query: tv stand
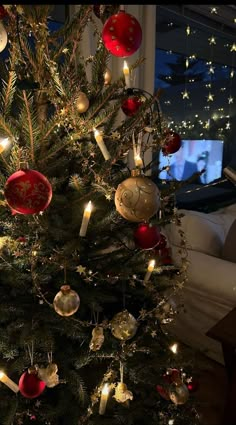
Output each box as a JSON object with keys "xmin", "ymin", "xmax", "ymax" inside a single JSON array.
[{"xmin": 175, "ymin": 179, "xmax": 236, "ymax": 212}]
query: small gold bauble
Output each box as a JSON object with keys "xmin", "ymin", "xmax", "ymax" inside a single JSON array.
[
  {"xmin": 76, "ymin": 91, "xmax": 89, "ymax": 113},
  {"xmin": 111, "ymin": 310, "xmax": 138, "ymax": 341},
  {"xmin": 115, "ymin": 170, "xmax": 160, "ymax": 222},
  {"xmin": 169, "ymin": 382, "xmax": 189, "ymax": 405},
  {"xmin": 104, "ymin": 68, "xmax": 112, "ymax": 85},
  {"xmin": 53, "ymin": 285, "xmax": 80, "ymax": 317}
]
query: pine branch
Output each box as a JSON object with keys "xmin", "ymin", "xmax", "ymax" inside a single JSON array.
[
  {"xmin": 87, "ymin": 78, "xmax": 124, "ymax": 120},
  {"xmin": 1, "ymin": 70, "xmax": 17, "ymax": 116},
  {"xmin": 51, "ymin": 5, "xmax": 93, "ymax": 62},
  {"xmin": 44, "ymin": 55, "xmax": 66, "ymax": 98},
  {"xmin": 18, "ymin": 34, "xmax": 38, "ymax": 73},
  {"xmin": 0, "ymin": 115, "xmax": 18, "ymax": 143},
  {"xmin": 22, "ymin": 90, "xmax": 35, "ymax": 163}
]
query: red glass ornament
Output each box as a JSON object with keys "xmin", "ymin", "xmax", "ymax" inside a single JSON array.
[
  {"xmin": 121, "ymin": 96, "xmax": 142, "ymax": 117},
  {"xmin": 19, "ymin": 371, "xmax": 46, "ymax": 399},
  {"xmin": 18, "ymin": 236, "xmax": 27, "ymax": 243},
  {"xmin": 4, "ymin": 169, "xmax": 52, "ymax": 215},
  {"xmin": 187, "ymin": 378, "xmax": 199, "ymax": 393},
  {"xmin": 162, "ymin": 131, "xmax": 181, "ymax": 155},
  {"xmin": 163, "ymin": 368, "xmax": 181, "ymax": 384},
  {"xmin": 0, "ymin": 5, "xmax": 8, "ymax": 20},
  {"xmin": 134, "ymin": 223, "xmax": 160, "ymax": 250},
  {"xmin": 102, "ymin": 10, "xmax": 142, "ymax": 57},
  {"xmin": 156, "ymin": 384, "xmax": 170, "ymax": 400},
  {"xmin": 159, "ymin": 247, "xmax": 173, "ymax": 265},
  {"xmin": 155, "ymin": 233, "xmax": 167, "ymax": 250}
]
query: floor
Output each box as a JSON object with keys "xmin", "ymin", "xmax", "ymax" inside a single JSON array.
[{"xmin": 193, "ymin": 353, "xmax": 227, "ymax": 425}]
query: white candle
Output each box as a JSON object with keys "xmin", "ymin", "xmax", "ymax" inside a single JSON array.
[
  {"xmin": 0, "ymin": 137, "xmax": 9, "ymax": 154},
  {"xmin": 99, "ymin": 383, "xmax": 110, "ymax": 415},
  {"xmin": 123, "ymin": 61, "xmax": 131, "ymax": 88},
  {"xmin": 144, "ymin": 259, "xmax": 155, "ymax": 282},
  {"xmin": 0, "ymin": 371, "xmax": 19, "ymax": 393},
  {"xmin": 134, "ymin": 153, "xmax": 143, "ymax": 168},
  {"xmin": 93, "ymin": 128, "xmax": 111, "ymax": 161},
  {"xmin": 79, "ymin": 201, "xmax": 92, "ymax": 237}
]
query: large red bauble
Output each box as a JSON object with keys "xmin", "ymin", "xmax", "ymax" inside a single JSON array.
[
  {"xmin": 134, "ymin": 223, "xmax": 160, "ymax": 250},
  {"xmin": 121, "ymin": 96, "xmax": 142, "ymax": 117},
  {"xmin": 162, "ymin": 131, "xmax": 181, "ymax": 155},
  {"xmin": 19, "ymin": 371, "xmax": 46, "ymax": 399},
  {"xmin": 4, "ymin": 169, "xmax": 52, "ymax": 215},
  {"xmin": 102, "ymin": 10, "xmax": 142, "ymax": 57}
]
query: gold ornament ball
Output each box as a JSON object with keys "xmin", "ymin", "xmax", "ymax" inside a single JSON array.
[
  {"xmin": 76, "ymin": 92, "xmax": 89, "ymax": 113},
  {"xmin": 111, "ymin": 310, "xmax": 138, "ymax": 341},
  {"xmin": 104, "ymin": 68, "xmax": 112, "ymax": 85},
  {"xmin": 169, "ymin": 382, "xmax": 189, "ymax": 405},
  {"xmin": 115, "ymin": 170, "xmax": 160, "ymax": 222},
  {"xmin": 53, "ymin": 285, "xmax": 80, "ymax": 317}
]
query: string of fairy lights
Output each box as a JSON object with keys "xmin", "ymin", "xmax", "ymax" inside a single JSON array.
[{"xmin": 159, "ymin": 6, "xmax": 235, "ymax": 139}]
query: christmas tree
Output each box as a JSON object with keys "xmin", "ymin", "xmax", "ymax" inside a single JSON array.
[{"xmin": 0, "ymin": 5, "xmax": 200, "ymax": 425}]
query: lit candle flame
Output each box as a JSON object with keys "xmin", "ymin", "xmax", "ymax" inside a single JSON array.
[
  {"xmin": 0, "ymin": 137, "xmax": 9, "ymax": 154},
  {"xmin": 170, "ymin": 343, "xmax": 178, "ymax": 354},
  {"xmin": 148, "ymin": 259, "xmax": 155, "ymax": 272},
  {"xmin": 123, "ymin": 61, "xmax": 131, "ymax": 88}
]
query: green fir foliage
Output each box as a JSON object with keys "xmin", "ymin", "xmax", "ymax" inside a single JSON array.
[{"xmin": 0, "ymin": 5, "xmax": 200, "ymax": 425}]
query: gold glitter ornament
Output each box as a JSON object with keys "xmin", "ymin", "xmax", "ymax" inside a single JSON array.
[
  {"xmin": 53, "ymin": 285, "xmax": 80, "ymax": 317},
  {"xmin": 114, "ymin": 382, "xmax": 133, "ymax": 403},
  {"xmin": 115, "ymin": 169, "xmax": 160, "ymax": 222},
  {"xmin": 104, "ymin": 68, "xmax": 112, "ymax": 85},
  {"xmin": 89, "ymin": 326, "xmax": 105, "ymax": 351},
  {"xmin": 75, "ymin": 91, "xmax": 89, "ymax": 113},
  {"xmin": 111, "ymin": 310, "xmax": 138, "ymax": 341},
  {"xmin": 169, "ymin": 382, "xmax": 189, "ymax": 405},
  {"xmin": 37, "ymin": 363, "xmax": 59, "ymax": 388}
]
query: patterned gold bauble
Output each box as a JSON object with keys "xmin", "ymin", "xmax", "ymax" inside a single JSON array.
[
  {"xmin": 111, "ymin": 310, "xmax": 138, "ymax": 341},
  {"xmin": 104, "ymin": 68, "xmax": 112, "ymax": 85},
  {"xmin": 53, "ymin": 285, "xmax": 80, "ymax": 317},
  {"xmin": 115, "ymin": 169, "xmax": 160, "ymax": 222},
  {"xmin": 169, "ymin": 382, "xmax": 189, "ymax": 405},
  {"xmin": 76, "ymin": 92, "xmax": 89, "ymax": 113}
]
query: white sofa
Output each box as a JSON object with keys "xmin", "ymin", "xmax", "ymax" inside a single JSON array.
[{"xmin": 164, "ymin": 203, "xmax": 236, "ymax": 365}]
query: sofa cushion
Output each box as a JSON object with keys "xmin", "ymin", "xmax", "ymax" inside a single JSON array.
[
  {"xmin": 221, "ymin": 219, "xmax": 236, "ymax": 263},
  {"xmin": 164, "ymin": 209, "xmax": 225, "ymax": 257}
]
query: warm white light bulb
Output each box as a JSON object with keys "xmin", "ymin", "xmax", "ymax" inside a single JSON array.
[
  {"xmin": 170, "ymin": 343, "xmax": 178, "ymax": 354},
  {"xmin": 0, "ymin": 137, "xmax": 10, "ymax": 154}
]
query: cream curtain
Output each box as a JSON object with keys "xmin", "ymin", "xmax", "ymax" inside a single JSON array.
[{"xmin": 69, "ymin": 5, "xmax": 157, "ymax": 173}]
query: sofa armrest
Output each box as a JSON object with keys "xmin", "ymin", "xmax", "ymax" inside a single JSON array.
[{"xmin": 172, "ymin": 246, "xmax": 236, "ymax": 303}]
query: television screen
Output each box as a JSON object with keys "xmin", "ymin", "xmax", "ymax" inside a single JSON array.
[{"xmin": 158, "ymin": 139, "xmax": 224, "ymax": 184}]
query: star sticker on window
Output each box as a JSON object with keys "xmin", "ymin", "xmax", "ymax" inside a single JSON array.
[
  {"xmin": 210, "ymin": 7, "xmax": 218, "ymax": 14},
  {"xmin": 226, "ymin": 122, "xmax": 231, "ymax": 130},
  {"xmin": 207, "ymin": 93, "xmax": 214, "ymax": 102},
  {"xmin": 228, "ymin": 96, "xmax": 234, "ymax": 104},
  {"xmin": 209, "ymin": 66, "xmax": 215, "ymax": 74},
  {"xmin": 230, "ymin": 43, "xmax": 236, "ymax": 52},
  {"xmin": 181, "ymin": 90, "xmax": 189, "ymax": 99},
  {"xmin": 208, "ymin": 36, "xmax": 216, "ymax": 45}
]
